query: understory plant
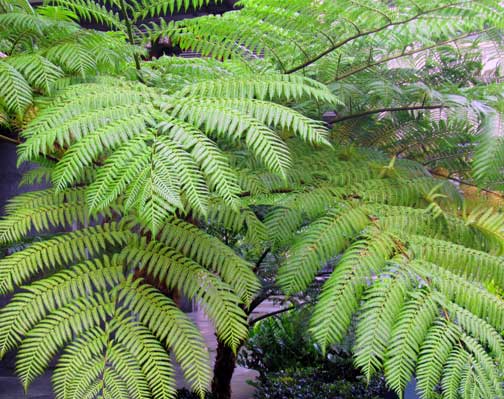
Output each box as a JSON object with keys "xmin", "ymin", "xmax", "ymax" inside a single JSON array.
[
  {"xmin": 239, "ymin": 309, "xmax": 392, "ymax": 399},
  {"xmin": 0, "ymin": 1, "xmax": 503, "ymax": 399}
]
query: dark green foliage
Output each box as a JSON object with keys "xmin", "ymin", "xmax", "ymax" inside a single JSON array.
[
  {"xmin": 238, "ymin": 310, "xmax": 392, "ymax": 399},
  {"xmin": 251, "ymin": 368, "xmax": 391, "ymax": 399}
]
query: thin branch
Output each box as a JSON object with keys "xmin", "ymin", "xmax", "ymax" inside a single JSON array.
[
  {"xmin": 429, "ymin": 169, "xmax": 504, "ymax": 199},
  {"xmin": 119, "ymin": 0, "xmax": 144, "ymax": 82},
  {"xmin": 250, "ymin": 303, "xmax": 308, "ymax": 326},
  {"xmin": 0, "ymin": 134, "xmax": 21, "ymax": 145},
  {"xmin": 331, "ymin": 104, "xmax": 445, "ymax": 124},
  {"xmin": 422, "ymin": 151, "xmax": 472, "ymax": 166},
  {"xmin": 333, "ymin": 30, "xmax": 485, "ymax": 82},
  {"xmin": 285, "ymin": 1, "xmax": 471, "ymax": 74},
  {"xmin": 253, "ymin": 247, "xmax": 271, "ymax": 273}
]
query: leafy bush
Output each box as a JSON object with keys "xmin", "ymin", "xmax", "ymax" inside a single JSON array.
[
  {"xmin": 251, "ymin": 368, "xmax": 392, "ymax": 399},
  {"xmin": 238, "ymin": 309, "xmax": 329, "ymax": 376},
  {"xmin": 239, "ymin": 310, "xmax": 393, "ymax": 399}
]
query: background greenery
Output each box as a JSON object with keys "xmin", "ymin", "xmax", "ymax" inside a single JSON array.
[{"xmin": 0, "ymin": 1, "xmax": 503, "ymax": 399}]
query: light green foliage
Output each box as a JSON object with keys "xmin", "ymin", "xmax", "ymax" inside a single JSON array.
[
  {"xmin": 15, "ymin": 72, "xmax": 334, "ymax": 233},
  {"xmin": 230, "ymin": 142, "xmax": 504, "ymax": 399},
  {"xmin": 0, "ymin": 200, "xmax": 257, "ymax": 397},
  {"xmin": 161, "ymin": 0, "xmax": 504, "ymax": 188},
  {"xmin": 0, "ymin": 1, "xmax": 503, "ymax": 399},
  {"xmin": 0, "ymin": 1, "xmax": 136, "ymax": 120}
]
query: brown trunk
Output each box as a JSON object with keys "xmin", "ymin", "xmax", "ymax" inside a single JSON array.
[{"xmin": 211, "ymin": 339, "xmax": 239, "ymax": 399}]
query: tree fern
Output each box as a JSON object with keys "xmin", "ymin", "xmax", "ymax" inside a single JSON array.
[
  {"xmin": 228, "ymin": 141, "xmax": 504, "ymax": 399},
  {"xmin": 0, "ymin": 171, "xmax": 265, "ymax": 399}
]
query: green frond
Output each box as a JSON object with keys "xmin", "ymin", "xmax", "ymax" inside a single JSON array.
[
  {"xmin": 442, "ymin": 347, "xmax": 470, "ymax": 399},
  {"xmin": 44, "ymin": 42, "xmax": 96, "ymax": 77},
  {"xmin": 450, "ymin": 304, "xmax": 504, "ymax": 368},
  {"xmin": 0, "ymin": 187, "xmax": 121, "ymax": 244},
  {"xmin": 123, "ymin": 239, "xmax": 249, "ymax": 349},
  {"xmin": 16, "ymin": 292, "xmax": 115, "ymax": 389},
  {"xmin": 410, "ymin": 260, "xmax": 504, "ymax": 331},
  {"xmin": 0, "ymin": 59, "xmax": 32, "ymax": 115},
  {"xmin": 175, "ymin": 74, "xmax": 341, "ymax": 105},
  {"xmin": 52, "ymin": 112, "xmax": 148, "ymax": 190},
  {"xmin": 86, "ymin": 136, "xmax": 151, "ymax": 211},
  {"xmin": 170, "ymin": 98, "xmax": 292, "ymax": 177},
  {"xmin": 204, "ymin": 98, "xmax": 330, "ymax": 146},
  {"xmin": 0, "ymin": 12, "xmax": 43, "ymax": 34},
  {"xmin": 310, "ymin": 232, "xmax": 398, "ymax": 349},
  {"xmin": 118, "ymin": 281, "xmax": 211, "ymax": 396},
  {"xmin": 416, "ymin": 319, "xmax": 461, "ymax": 399},
  {"xmin": 353, "ymin": 261, "xmax": 413, "ymax": 381},
  {"xmin": 135, "ymin": 0, "xmax": 218, "ymax": 18},
  {"xmin": 101, "ymin": 367, "xmax": 130, "ymax": 399},
  {"xmin": 105, "ymin": 343, "xmax": 151, "ymax": 399},
  {"xmin": 6, "ymin": 54, "xmax": 64, "ymax": 94},
  {"xmin": 408, "ymin": 235, "xmax": 504, "ymax": 288},
  {"xmin": 264, "ymin": 187, "xmax": 342, "ymax": 245},
  {"xmin": 0, "ymin": 223, "xmax": 131, "ymax": 293},
  {"xmin": 472, "ymin": 114, "xmax": 504, "ymax": 189},
  {"xmin": 46, "ymin": 0, "xmax": 125, "ymax": 30},
  {"xmin": 278, "ymin": 202, "xmax": 370, "ymax": 294},
  {"xmin": 70, "ymin": 356, "xmax": 107, "ymax": 399},
  {"xmin": 17, "ymin": 84, "xmax": 148, "ymax": 160},
  {"xmin": 159, "ymin": 119, "xmax": 241, "ymax": 210},
  {"xmin": 464, "ymin": 206, "xmax": 504, "ymax": 255},
  {"xmin": 18, "ymin": 160, "xmax": 55, "ymax": 187},
  {"xmin": 52, "ymin": 327, "xmax": 108, "ymax": 399},
  {"xmin": 0, "ymin": 255, "xmax": 124, "ymax": 357},
  {"xmin": 159, "ymin": 218, "xmax": 260, "ymax": 304},
  {"xmin": 154, "ymin": 135, "xmax": 210, "ymax": 216},
  {"xmin": 460, "ymin": 333, "xmax": 502, "ymax": 397},
  {"xmin": 384, "ymin": 289, "xmax": 439, "ymax": 395},
  {"xmin": 113, "ymin": 315, "xmax": 177, "ymax": 399}
]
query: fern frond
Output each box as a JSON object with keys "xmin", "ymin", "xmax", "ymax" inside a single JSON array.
[
  {"xmin": 442, "ymin": 346, "xmax": 470, "ymax": 399},
  {"xmin": 170, "ymin": 98, "xmax": 292, "ymax": 177},
  {"xmin": 310, "ymin": 232, "xmax": 397, "ymax": 348},
  {"xmin": 6, "ymin": 54, "xmax": 64, "ymax": 94},
  {"xmin": 416, "ymin": 319, "xmax": 461, "ymax": 399},
  {"xmin": 46, "ymin": 0, "xmax": 125, "ymax": 30},
  {"xmin": 0, "ymin": 223, "xmax": 131, "ymax": 293},
  {"xmin": 16, "ymin": 292, "xmax": 115, "ymax": 389},
  {"xmin": 278, "ymin": 202, "xmax": 370, "ymax": 294},
  {"xmin": 0, "ymin": 187, "xmax": 121, "ymax": 244},
  {"xmin": 353, "ymin": 260, "xmax": 413, "ymax": 381},
  {"xmin": 159, "ymin": 119, "xmax": 241, "ymax": 210},
  {"xmin": 159, "ymin": 218, "xmax": 260, "ymax": 304},
  {"xmin": 175, "ymin": 74, "xmax": 341, "ymax": 105},
  {"xmin": 52, "ymin": 327, "xmax": 108, "ymax": 399},
  {"xmin": 384, "ymin": 289, "xmax": 439, "ymax": 395},
  {"xmin": 118, "ymin": 281, "xmax": 211, "ymax": 396},
  {"xmin": 52, "ymin": 112, "xmax": 148, "ymax": 190},
  {"xmin": 134, "ymin": 0, "xmax": 217, "ymax": 18},
  {"xmin": 0, "ymin": 255, "xmax": 124, "ymax": 357},
  {"xmin": 0, "ymin": 60, "xmax": 32, "ymax": 115},
  {"xmin": 123, "ymin": 239, "xmax": 249, "ymax": 349},
  {"xmin": 113, "ymin": 315, "xmax": 177, "ymax": 399}
]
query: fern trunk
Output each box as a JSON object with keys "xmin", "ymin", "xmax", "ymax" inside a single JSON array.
[{"xmin": 211, "ymin": 338, "xmax": 240, "ymax": 399}]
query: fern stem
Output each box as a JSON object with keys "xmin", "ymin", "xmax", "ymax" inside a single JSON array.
[
  {"xmin": 330, "ymin": 105, "xmax": 445, "ymax": 123},
  {"xmin": 118, "ymin": 0, "xmax": 144, "ymax": 83},
  {"xmin": 0, "ymin": 133, "xmax": 20, "ymax": 145},
  {"xmin": 285, "ymin": 1, "xmax": 471, "ymax": 74},
  {"xmin": 428, "ymin": 169, "xmax": 504, "ymax": 199},
  {"xmin": 332, "ymin": 30, "xmax": 488, "ymax": 82}
]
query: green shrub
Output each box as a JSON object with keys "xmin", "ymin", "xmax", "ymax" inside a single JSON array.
[{"xmin": 239, "ymin": 310, "xmax": 394, "ymax": 399}]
